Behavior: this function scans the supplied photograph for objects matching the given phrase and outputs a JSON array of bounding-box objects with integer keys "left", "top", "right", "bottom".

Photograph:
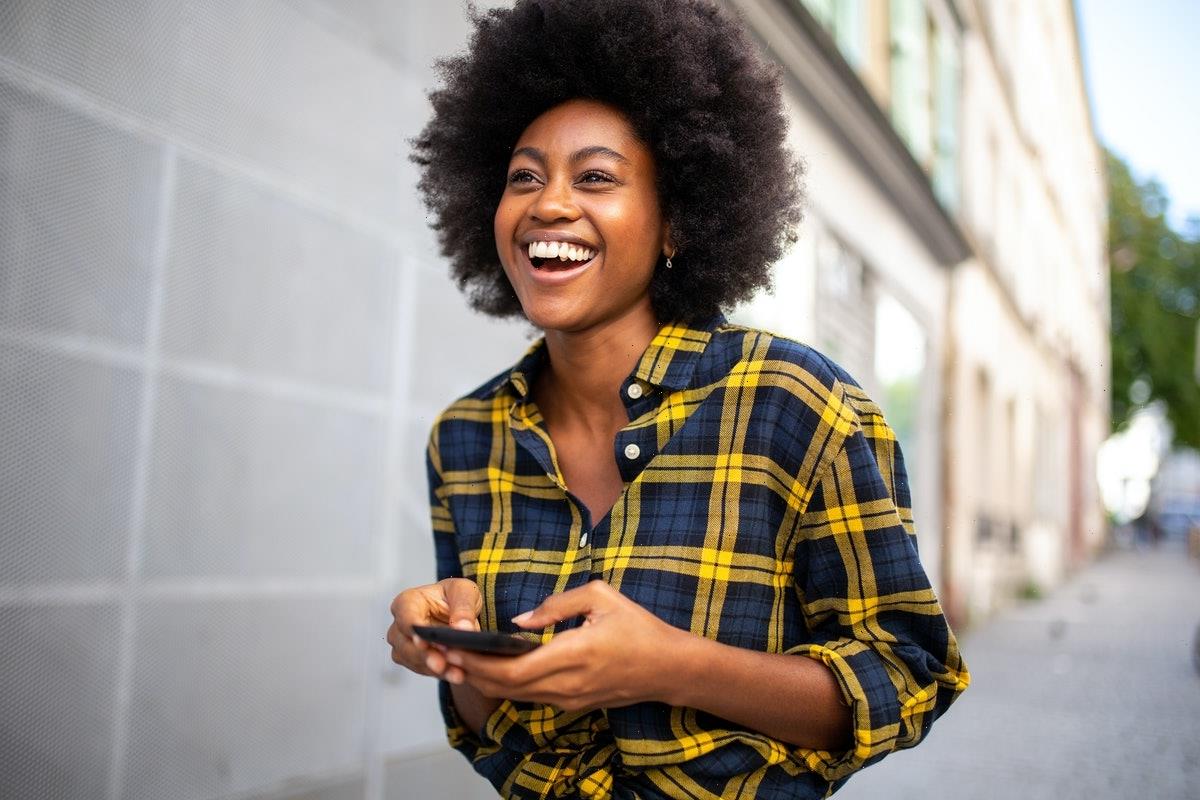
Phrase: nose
[{"left": 529, "top": 175, "right": 580, "bottom": 222}]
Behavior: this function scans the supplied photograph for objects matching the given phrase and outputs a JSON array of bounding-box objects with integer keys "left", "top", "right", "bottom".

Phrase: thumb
[
  {"left": 512, "top": 582, "right": 602, "bottom": 629},
  {"left": 441, "top": 578, "right": 482, "bottom": 631}
]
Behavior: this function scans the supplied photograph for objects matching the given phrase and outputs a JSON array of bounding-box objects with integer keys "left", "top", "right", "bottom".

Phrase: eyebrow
[{"left": 510, "top": 145, "right": 631, "bottom": 166}]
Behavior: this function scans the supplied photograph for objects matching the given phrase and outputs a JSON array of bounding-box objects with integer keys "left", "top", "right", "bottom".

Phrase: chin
[{"left": 517, "top": 298, "right": 592, "bottom": 334}]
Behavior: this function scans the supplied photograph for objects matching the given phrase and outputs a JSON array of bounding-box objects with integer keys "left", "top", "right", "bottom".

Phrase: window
[
  {"left": 886, "top": 0, "right": 961, "bottom": 211},
  {"left": 889, "top": 0, "right": 931, "bottom": 165},
  {"left": 874, "top": 291, "right": 927, "bottom": 482},
  {"left": 931, "top": 20, "right": 960, "bottom": 210},
  {"left": 802, "top": 0, "right": 867, "bottom": 68}
]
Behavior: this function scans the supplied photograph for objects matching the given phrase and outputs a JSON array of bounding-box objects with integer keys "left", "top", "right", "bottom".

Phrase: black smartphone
[{"left": 412, "top": 625, "right": 541, "bottom": 656}]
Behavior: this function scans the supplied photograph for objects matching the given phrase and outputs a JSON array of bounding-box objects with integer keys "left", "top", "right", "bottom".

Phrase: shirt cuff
[
  {"left": 437, "top": 679, "right": 495, "bottom": 757},
  {"left": 785, "top": 640, "right": 902, "bottom": 782},
  {"left": 437, "top": 680, "right": 523, "bottom": 757}
]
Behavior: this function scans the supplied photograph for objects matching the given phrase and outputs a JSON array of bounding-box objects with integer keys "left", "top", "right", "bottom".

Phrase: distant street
[{"left": 835, "top": 540, "right": 1200, "bottom": 800}]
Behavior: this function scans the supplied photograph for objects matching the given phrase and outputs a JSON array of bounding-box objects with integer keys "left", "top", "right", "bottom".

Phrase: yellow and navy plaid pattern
[{"left": 428, "top": 317, "right": 968, "bottom": 799}]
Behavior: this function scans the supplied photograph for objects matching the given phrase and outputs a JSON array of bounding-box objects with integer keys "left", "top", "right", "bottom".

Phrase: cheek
[
  {"left": 493, "top": 201, "right": 511, "bottom": 255},
  {"left": 599, "top": 199, "right": 658, "bottom": 237}
]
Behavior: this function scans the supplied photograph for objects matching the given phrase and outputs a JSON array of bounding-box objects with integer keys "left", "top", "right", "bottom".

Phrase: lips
[
  {"left": 521, "top": 245, "right": 596, "bottom": 284},
  {"left": 531, "top": 256, "right": 587, "bottom": 270}
]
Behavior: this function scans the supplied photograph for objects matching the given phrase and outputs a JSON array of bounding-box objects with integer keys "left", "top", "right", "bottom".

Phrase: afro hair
[{"left": 411, "top": 0, "right": 804, "bottom": 323}]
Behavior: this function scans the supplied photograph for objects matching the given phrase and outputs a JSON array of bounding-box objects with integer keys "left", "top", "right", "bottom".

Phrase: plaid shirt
[{"left": 428, "top": 316, "right": 968, "bottom": 799}]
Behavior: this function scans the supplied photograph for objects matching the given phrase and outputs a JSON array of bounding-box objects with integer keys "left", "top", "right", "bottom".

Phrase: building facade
[
  {"left": 943, "top": 0, "right": 1109, "bottom": 619},
  {"left": 732, "top": 0, "right": 1108, "bottom": 624}
]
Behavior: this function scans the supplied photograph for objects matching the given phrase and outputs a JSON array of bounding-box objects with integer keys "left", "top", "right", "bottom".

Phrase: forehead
[{"left": 512, "top": 99, "right": 648, "bottom": 160}]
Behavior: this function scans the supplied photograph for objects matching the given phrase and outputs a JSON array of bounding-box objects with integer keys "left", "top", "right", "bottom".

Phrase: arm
[
  {"left": 781, "top": 410, "right": 969, "bottom": 778},
  {"left": 665, "top": 628, "right": 851, "bottom": 751}
]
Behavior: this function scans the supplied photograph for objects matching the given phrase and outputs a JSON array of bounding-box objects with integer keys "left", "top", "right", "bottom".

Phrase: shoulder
[
  {"left": 426, "top": 364, "right": 515, "bottom": 469},
  {"left": 710, "top": 322, "right": 858, "bottom": 403},
  {"left": 711, "top": 322, "right": 895, "bottom": 440}
]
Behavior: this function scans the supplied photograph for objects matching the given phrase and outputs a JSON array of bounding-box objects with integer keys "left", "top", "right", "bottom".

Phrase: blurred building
[
  {"left": 732, "top": 0, "right": 1109, "bottom": 625},
  {"left": 938, "top": 0, "right": 1108, "bottom": 619},
  {"left": 0, "top": 1, "right": 1106, "bottom": 799}
]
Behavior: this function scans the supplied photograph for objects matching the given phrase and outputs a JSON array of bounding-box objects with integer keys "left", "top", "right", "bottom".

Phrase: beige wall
[{"left": 944, "top": 0, "right": 1108, "bottom": 622}]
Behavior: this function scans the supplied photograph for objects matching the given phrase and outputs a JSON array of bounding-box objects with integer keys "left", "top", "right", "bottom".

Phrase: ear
[{"left": 661, "top": 223, "right": 676, "bottom": 259}]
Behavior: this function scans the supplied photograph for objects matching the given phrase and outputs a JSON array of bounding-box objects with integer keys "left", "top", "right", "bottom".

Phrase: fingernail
[
  {"left": 411, "top": 635, "right": 421, "bottom": 647},
  {"left": 447, "top": 669, "right": 463, "bottom": 685},
  {"left": 425, "top": 654, "right": 439, "bottom": 672},
  {"left": 512, "top": 611, "right": 532, "bottom": 624},
  {"left": 445, "top": 651, "right": 462, "bottom": 666},
  {"left": 452, "top": 619, "right": 474, "bottom": 631}
]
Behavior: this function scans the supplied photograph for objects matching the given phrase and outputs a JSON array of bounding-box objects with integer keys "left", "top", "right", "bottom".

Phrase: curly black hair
[{"left": 412, "top": 0, "right": 803, "bottom": 323}]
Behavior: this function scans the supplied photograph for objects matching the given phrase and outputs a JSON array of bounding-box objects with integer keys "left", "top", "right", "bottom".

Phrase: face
[{"left": 494, "top": 98, "right": 670, "bottom": 335}]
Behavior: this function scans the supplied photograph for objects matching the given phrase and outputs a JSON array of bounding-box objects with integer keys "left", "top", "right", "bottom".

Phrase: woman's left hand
[{"left": 442, "top": 580, "right": 682, "bottom": 712}]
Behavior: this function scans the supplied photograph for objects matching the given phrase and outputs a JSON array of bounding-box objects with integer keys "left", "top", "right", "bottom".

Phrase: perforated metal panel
[{"left": 0, "top": 2, "right": 517, "bottom": 798}]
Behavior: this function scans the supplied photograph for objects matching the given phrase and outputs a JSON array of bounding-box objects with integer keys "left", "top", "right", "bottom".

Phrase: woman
[{"left": 387, "top": 1, "right": 968, "bottom": 797}]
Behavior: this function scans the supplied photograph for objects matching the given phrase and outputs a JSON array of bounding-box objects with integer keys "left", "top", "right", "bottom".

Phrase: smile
[{"left": 527, "top": 240, "right": 597, "bottom": 269}]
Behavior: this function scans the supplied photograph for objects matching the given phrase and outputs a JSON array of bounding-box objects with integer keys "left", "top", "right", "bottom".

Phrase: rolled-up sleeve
[{"left": 787, "top": 411, "right": 969, "bottom": 781}]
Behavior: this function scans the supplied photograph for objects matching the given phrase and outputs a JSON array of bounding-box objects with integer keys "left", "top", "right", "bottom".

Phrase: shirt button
[
  {"left": 626, "top": 383, "right": 643, "bottom": 399},
  {"left": 580, "top": 532, "right": 589, "bottom": 547},
  {"left": 624, "top": 443, "right": 641, "bottom": 460}
]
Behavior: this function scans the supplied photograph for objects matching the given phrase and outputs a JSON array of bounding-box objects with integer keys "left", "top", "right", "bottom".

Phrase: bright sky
[{"left": 1076, "top": 0, "right": 1200, "bottom": 234}]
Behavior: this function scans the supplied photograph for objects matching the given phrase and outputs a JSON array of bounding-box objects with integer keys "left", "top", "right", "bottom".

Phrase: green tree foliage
[{"left": 1108, "top": 150, "right": 1200, "bottom": 448}]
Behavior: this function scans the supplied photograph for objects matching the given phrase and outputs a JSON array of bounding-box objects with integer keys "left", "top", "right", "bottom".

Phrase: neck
[{"left": 538, "top": 306, "right": 660, "bottom": 431}]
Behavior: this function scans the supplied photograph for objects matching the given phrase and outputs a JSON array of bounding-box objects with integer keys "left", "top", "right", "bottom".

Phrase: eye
[
  {"left": 578, "top": 170, "right": 616, "bottom": 185},
  {"left": 507, "top": 169, "right": 539, "bottom": 185}
]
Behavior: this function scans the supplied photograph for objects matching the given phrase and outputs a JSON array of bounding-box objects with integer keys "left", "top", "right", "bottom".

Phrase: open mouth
[{"left": 526, "top": 241, "right": 597, "bottom": 271}]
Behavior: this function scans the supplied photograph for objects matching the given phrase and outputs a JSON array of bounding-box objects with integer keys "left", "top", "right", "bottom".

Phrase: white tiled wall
[{"left": 0, "top": 2, "right": 516, "bottom": 798}]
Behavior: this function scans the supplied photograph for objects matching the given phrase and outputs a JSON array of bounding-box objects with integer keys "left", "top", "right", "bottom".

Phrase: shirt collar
[
  {"left": 504, "top": 338, "right": 547, "bottom": 400},
  {"left": 504, "top": 315, "right": 723, "bottom": 400},
  {"left": 631, "top": 314, "right": 723, "bottom": 391}
]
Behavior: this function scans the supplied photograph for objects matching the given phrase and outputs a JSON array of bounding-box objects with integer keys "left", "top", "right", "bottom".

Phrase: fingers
[
  {"left": 444, "top": 646, "right": 572, "bottom": 698},
  {"left": 443, "top": 644, "right": 600, "bottom": 710},
  {"left": 385, "top": 623, "right": 471, "bottom": 684},
  {"left": 387, "top": 622, "right": 435, "bottom": 675},
  {"left": 387, "top": 580, "right": 484, "bottom": 683},
  {"left": 441, "top": 578, "right": 483, "bottom": 630},
  {"left": 422, "top": 646, "right": 466, "bottom": 684},
  {"left": 512, "top": 580, "right": 613, "bottom": 629}
]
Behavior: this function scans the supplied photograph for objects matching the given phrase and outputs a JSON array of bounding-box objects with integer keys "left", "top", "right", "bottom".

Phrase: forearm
[
  {"left": 450, "top": 679, "right": 502, "bottom": 734},
  {"left": 661, "top": 628, "right": 852, "bottom": 751}
]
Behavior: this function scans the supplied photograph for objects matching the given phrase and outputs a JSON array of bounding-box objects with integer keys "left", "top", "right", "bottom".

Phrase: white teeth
[{"left": 526, "top": 241, "right": 596, "bottom": 262}]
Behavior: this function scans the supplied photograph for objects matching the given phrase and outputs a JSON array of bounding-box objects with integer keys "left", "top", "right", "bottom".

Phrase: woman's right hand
[{"left": 387, "top": 577, "right": 483, "bottom": 683}]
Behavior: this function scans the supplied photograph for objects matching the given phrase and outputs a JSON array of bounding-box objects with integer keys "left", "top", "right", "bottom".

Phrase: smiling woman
[{"left": 385, "top": 2, "right": 968, "bottom": 799}]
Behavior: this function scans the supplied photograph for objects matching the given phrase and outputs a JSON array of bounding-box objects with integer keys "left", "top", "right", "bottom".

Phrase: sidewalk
[{"left": 835, "top": 541, "right": 1200, "bottom": 800}]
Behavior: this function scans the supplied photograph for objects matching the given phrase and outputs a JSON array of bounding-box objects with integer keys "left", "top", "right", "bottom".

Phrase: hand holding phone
[{"left": 412, "top": 625, "right": 540, "bottom": 656}]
